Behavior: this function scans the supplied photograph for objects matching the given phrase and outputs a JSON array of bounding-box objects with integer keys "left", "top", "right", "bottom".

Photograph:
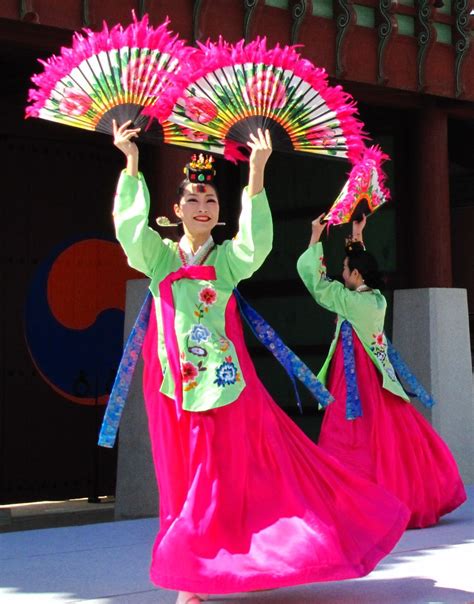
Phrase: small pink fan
[
  {"left": 145, "top": 37, "right": 366, "bottom": 162},
  {"left": 323, "top": 146, "right": 391, "bottom": 225}
]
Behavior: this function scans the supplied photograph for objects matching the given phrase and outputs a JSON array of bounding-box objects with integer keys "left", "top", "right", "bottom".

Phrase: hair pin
[
  {"left": 156, "top": 216, "right": 180, "bottom": 227},
  {"left": 156, "top": 216, "right": 226, "bottom": 227}
]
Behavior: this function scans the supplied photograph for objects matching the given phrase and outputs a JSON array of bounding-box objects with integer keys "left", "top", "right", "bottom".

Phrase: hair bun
[{"left": 345, "top": 240, "right": 365, "bottom": 254}]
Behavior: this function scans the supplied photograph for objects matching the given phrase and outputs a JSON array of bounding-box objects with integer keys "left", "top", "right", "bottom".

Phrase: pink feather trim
[
  {"left": 325, "top": 145, "right": 391, "bottom": 226},
  {"left": 145, "top": 37, "right": 367, "bottom": 162},
  {"left": 25, "top": 13, "right": 188, "bottom": 118}
]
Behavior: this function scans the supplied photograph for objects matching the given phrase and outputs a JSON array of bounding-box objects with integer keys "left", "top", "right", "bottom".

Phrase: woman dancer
[
  {"left": 112, "top": 120, "right": 409, "bottom": 604},
  {"left": 297, "top": 214, "right": 466, "bottom": 529}
]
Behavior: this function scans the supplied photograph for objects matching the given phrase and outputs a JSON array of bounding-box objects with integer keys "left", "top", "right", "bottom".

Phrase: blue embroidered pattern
[
  {"left": 387, "top": 338, "right": 436, "bottom": 408},
  {"left": 189, "top": 323, "right": 211, "bottom": 343},
  {"left": 340, "top": 320, "right": 363, "bottom": 420},
  {"left": 214, "top": 357, "right": 239, "bottom": 387},
  {"left": 234, "top": 289, "right": 333, "bottom": 412},
  {"left": 98, "top": 291, "right": 152, "bottom": 448}
]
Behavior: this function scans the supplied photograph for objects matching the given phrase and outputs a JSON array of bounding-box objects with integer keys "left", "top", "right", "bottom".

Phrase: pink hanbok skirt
[
  {"left": 142, "top": 297, "right": 409, "bottom": 594},
  {"left": 319, "top": 333, "right": 466, "bottom": 529}
]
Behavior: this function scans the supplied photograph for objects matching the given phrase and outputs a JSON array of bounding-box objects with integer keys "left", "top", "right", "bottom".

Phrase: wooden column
[{"left": 413, "top": 104, "right": 452, "bottom": 287}]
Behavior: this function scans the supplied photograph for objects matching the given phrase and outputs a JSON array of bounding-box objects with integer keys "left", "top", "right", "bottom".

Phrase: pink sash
[{"left": 158, "top": 265, "right": 217, "bottom": 407}]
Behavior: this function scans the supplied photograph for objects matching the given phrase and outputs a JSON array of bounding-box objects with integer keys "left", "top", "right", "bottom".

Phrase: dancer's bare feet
[{"left": 176, "top": 592, "right": 209, "bottom": 604}]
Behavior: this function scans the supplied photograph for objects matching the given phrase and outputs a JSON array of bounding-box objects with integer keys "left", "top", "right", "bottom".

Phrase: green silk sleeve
[
  {"left": 223, "top": 186, "right": 273, "bottom": 284},
  {"left": 113, "top": 171, "right": 169, "bottom": 278},
  {"left": 297, "top": 242, "right": 370, "bottom": 321}
]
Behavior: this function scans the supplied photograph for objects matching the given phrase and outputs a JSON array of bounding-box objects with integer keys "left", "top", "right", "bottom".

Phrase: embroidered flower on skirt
[
  {"left": 189, "top": 323, "right": 211, "bottom": 343},
  {"left": 214, "top": 356, "right": 240, "bottom": 387}
]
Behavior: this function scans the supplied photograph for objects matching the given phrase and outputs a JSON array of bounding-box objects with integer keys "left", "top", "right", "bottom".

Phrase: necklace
[{"left": 356, "top": 284, "right": 372, "bottom": 292}]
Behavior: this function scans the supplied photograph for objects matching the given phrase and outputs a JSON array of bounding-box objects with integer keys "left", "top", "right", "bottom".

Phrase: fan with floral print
[
  {"left": 324, "top": 146, "right": 391, "bottom": 225},
  {"left": 145, "top": 38, "right": 367, "bottom": 162},
  {"left": 25, "top": 14, "right": 233, "bottom": 156}
]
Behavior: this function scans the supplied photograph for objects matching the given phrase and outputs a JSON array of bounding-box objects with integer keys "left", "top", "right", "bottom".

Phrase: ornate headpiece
[
  {"left": 156, "top": 153, "right": 225, "bottom": 227},
  {"left": 184, "top": 153, "right": 216, "bottom": 184}
]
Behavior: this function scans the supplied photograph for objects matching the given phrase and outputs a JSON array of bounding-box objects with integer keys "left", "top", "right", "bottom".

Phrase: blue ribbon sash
[
  {"left": 387, "top": 338, "right": 436, "bottom": 408},
  {"left": 340, "top": 320, "right": 363, "bottom": 419},
  {"left": 233, "top": 289, "right": 334, "bottom": 412}
]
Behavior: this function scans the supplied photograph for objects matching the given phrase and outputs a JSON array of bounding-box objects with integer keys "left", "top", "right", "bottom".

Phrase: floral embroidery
[
  {"left": 214, "top": 356, "right": 240, "bottom": 387},
  {"left": 182, "top": 361, "right": 199, "bottom": 383},
  {"left": 370, "top": 331, "right": 398, "bottom": 381},
  {"left": 199, "top": 286, "right": 217, "bottom": 306},
  {"left": 218, "top": 337, "right": 230, "bottom": 352},
  {"left": 184, "top": 285, "right": 219, "bottom": 380},
  {"left": 385, "top": 365, "right": 397, "bottom": 382},
  {"left": 188, "top": 345, "right": 207, "bottom": 357},
  {"left": 189, "top": 324, "right": 211, "bottom": 343},
  {"left": 182, "top": 359, "right": 206, "bottom": 391},
  {"left": 370, "top": 331, "right": 387, "bottom": 363}
]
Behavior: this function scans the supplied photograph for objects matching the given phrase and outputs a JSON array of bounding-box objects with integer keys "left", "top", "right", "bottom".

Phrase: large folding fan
[
  {"left": 145, "top": 38, "right": 367, "bottom": 162},
  {"left": 323, "top": 146, "right": 391, "bottom": 226},
  {"left": 25, "top": 14, "right": 234, "bottom": 157}
]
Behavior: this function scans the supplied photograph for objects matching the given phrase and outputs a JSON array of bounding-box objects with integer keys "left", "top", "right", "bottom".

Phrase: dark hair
[
  {"left": 176, "top": 179, "right": 219, "bottom": 200},
  {"left": 345, "top": 243, "right": 385, "bottom": 290}
]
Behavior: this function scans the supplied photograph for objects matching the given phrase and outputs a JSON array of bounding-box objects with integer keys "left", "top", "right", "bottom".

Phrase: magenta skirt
[
  {"left": 319, "top": 333, "right": 466, "bottom": 529},
  {"left": 142, "top": 297, "right": 409, "bottom": 594}
]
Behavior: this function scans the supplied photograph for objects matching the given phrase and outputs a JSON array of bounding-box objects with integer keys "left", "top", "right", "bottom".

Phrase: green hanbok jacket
[
  {"left": 297, "top": 242, "right": 409, "bottom": 402},
  {"left": 113, "top": 171, "right": 273, "bottom": 412}
]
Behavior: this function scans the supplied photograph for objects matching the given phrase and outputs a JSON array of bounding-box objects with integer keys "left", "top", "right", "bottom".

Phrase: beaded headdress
[{"left": 184, "top": 153, "right": 216, "bottom": 186}]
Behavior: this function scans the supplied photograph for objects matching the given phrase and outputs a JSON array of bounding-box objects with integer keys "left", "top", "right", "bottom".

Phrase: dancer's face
[
  {"left": 174, "top": 183, "right": 220, "bottom": 237},
  {"left": 342, "top": 257, "right": 362, "bottom": 290}
]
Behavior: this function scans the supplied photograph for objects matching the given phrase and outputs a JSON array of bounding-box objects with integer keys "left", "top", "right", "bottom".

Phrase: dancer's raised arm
[{"left": 112, "top": 119, "right": 169, "bottom": 277}]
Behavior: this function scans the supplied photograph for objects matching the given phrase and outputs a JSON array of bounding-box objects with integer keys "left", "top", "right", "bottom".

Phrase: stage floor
[{"left": 0, "top": 487, "right": 472, "bottom": 603}]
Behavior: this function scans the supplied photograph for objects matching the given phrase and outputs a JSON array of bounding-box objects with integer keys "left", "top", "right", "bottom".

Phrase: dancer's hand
[
  {"left": 247, "top": 128, "right": 272, "bottom": 197},
  {"left": 309, "top": 213, "right": 326, "bottom": 246},
  {"left": 248, "top": 128, "right": 272, "bottom": 171},
  {"left": 113, "top": 119, "right": 140, "bottom": 176},
  {"left": 352, "top": 213, "right": 366, "bottom": 242}
]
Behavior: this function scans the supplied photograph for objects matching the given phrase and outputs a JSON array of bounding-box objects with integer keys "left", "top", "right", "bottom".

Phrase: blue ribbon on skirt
[
  {"left": 98, "top": 289, "right": 332, "bottom": 448},
  {"left": 340, "top": 320, "right": 363, "bottom": 419},
  {"left": 98, "top": 292, "right": 152, "bottom": 448},
  {"left": 340, "top": 320, "right": 436, "bottom": 422}
]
